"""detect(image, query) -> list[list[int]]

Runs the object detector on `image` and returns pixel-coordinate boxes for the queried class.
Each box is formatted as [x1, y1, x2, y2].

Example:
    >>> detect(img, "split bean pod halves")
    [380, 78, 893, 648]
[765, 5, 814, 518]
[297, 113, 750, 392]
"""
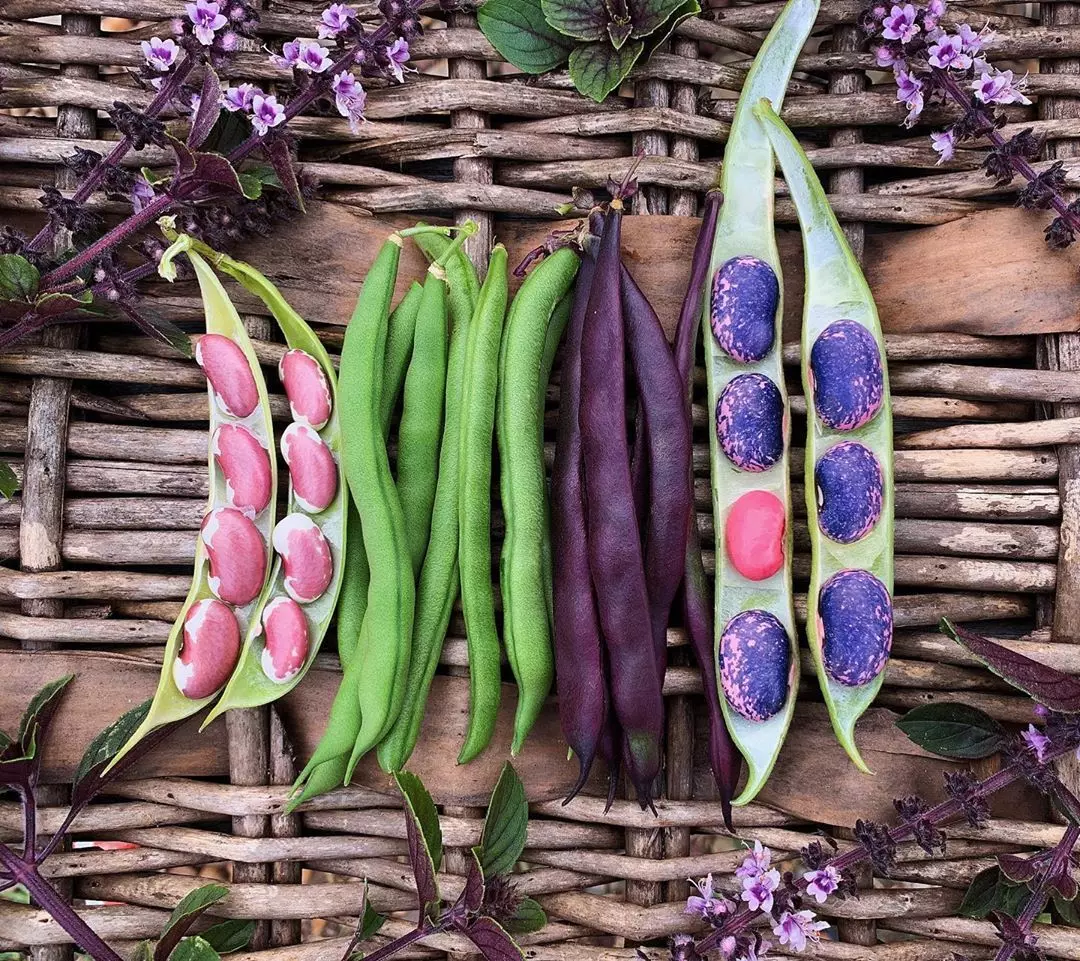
[704, 0, 819, 805]
[757, 100, 894, 771]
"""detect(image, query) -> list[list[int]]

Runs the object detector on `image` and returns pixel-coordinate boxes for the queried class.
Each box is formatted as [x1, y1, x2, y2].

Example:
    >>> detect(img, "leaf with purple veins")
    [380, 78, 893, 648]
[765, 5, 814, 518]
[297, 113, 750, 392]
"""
[394, 770, 442, 921]
[463, 916, 525, 961]
[460, 849, 485, 913]
[942, 618, 1080, 712]
[188, 68, 224, 150]
[263, 136, 305, 212]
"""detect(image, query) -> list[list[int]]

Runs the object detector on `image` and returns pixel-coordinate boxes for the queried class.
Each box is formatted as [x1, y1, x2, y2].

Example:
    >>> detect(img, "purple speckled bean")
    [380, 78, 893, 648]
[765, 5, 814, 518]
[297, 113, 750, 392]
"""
[818, 569, 893, 687]
[719, 609, 790, 722]
[710, 256, 779, 363]
[809, 320, 884, 432]
[716, 373, 786, 472]
[814, 442, 884, 544]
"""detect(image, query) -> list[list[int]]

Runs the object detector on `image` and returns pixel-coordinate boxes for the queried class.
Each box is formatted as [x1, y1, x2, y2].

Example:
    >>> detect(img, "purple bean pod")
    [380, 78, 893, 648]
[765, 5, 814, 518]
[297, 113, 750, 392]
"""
[672, 191, 741, 829]
[552, 242, 608, 803]
[620, 266, 692, 685]
[580, 202, 664, 809]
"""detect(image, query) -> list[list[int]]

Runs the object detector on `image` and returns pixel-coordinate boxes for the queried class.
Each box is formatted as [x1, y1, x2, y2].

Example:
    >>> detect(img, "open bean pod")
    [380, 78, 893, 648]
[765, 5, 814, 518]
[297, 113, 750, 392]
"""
[201, 250, 347, 722]
[106, 242, 278, 770]
[703, 0, 819, 806]
[757, 101, 894, 772]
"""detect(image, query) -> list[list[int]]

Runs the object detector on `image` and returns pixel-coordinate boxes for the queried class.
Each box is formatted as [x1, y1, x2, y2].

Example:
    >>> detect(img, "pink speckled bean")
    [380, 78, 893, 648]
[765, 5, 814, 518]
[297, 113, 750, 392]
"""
[173, 598, 241, 698]
[196, 333, 259, 418]
[212, 424, 273, 516]
[202, 506, 267, 605]
[279, 349, 332, 430]
[280, 422, 338, 513]
[272, 513, 333, 603]
[260, 596, 310, 683]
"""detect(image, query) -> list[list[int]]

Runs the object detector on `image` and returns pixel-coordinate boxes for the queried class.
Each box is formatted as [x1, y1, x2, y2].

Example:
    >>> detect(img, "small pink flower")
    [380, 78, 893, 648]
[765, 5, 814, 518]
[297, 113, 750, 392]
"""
[973, 68, 1030, 106]
[882, 4, 920, 43]
[222, 82, 261, 113]
[141, 36, 179, 71]
[186, 0, 228, 45]
[272, 38, 302, 70]
[930, 128, 956, 163]
[332, 71, 366, 131]
[735, 840, 772, 880]
[297, 38, 333, 72]
[772, 910, 829, 953]
[895, 66, 924, 125]
[957, 22, 994, 55]
[251, 93, 286, 135]
[685, 874, 736, 923]
[928, 34, 972, 70]
[1023, 723, 1051, 763]
[804, 865, 841, 903]
[740, 869, 781, 913]
[386, 37, 414, 83]
[319, 2, 357, 39]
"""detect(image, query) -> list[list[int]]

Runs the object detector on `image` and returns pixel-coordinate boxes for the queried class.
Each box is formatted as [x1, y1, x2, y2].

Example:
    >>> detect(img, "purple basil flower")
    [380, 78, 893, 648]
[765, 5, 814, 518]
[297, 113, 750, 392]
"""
[735, 840, 773, 880]
[875, 45, 902, 68]
[685, 874, 735, 923]
[319, 2, 357, 39]
[881, 4, 920, 43]
[222, 82, 261, 112]
[928, 33, 972, 70]
[386, 37, 413, 83]
[740, 869, 781, 913]
[186, 0, 229, 45]
[957, 22, 993, 55]
[972, 68, 1030, 106]
[1023, 724, 1051, 763]
[895, 67, 924, 125]
[272, 38, 303, 70]
[924, 0, 945, 28]
[251, 92, 286, 135]
[772, 910, 829, 952]
[131, 176, 156, 213]
[332, 71, 366, 131]
[141, 36, 179, 71]
[804, 865, 841, 904]
[930, 128, 955, 163]
[297, 38, 333, 72]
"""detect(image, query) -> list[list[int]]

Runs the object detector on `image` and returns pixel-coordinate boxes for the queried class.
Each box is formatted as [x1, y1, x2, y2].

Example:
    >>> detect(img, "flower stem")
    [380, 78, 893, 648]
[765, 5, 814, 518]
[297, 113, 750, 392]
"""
[360, 919, 447, 961]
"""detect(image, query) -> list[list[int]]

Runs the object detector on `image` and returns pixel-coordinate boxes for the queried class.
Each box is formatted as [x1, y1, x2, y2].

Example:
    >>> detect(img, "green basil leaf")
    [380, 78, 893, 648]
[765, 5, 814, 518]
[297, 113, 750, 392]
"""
[199, 920, 255, 954]
[0, 463, 17, 501]
[541, 0, 608, 41]
[567, 38, 642, 102]
[896, 703, 1006, 759]
[0, 254, 40, 301]
[479, 0, 573, 73]
[959, 867, 1030, 920]
[479, 763, 528, 879]
[167, 937, 222, 961]
[503, 897, 547, 934]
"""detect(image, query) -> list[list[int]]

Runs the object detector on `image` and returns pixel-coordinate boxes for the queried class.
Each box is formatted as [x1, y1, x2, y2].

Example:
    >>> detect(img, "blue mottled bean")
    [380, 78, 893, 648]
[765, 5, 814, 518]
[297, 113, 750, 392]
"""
[818, 569, 893, 687]
[711, 256, 779, 363]
[814, 442, 884, 544]
[809, 320, 885, 432]
[716, 373, 786, 472]
[719, 610, 791, 722]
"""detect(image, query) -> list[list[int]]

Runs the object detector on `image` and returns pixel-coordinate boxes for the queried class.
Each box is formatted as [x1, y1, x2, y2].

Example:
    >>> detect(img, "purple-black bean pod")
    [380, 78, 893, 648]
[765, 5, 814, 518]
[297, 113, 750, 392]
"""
[814, 441, 884, 544]
[809, 320, 884, 431]
[818, 569, 893, 687]
[710, 256, 779, 363]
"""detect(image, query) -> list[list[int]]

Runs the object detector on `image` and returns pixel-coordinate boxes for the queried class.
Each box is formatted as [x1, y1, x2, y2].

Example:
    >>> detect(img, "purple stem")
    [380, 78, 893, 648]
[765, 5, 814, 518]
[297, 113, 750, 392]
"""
[0, 843, 125, 961]
[360, 918, 447, 961]
[25, 56, 196, 255]
[935, 68, 1080, 238]
[21, 785, 35, 863]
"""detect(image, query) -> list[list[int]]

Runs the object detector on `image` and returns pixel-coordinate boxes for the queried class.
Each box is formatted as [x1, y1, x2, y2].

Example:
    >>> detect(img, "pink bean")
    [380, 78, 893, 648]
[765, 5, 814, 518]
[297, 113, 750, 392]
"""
[272, 513, 333, 603]
[196, 333, 259, 418]
[279, 349, 332, 430]
[173, 598, 241, 698]
[213, 424, 273, 516]
[202, 506, 267, 605]
[725, 489, 786, 582]
[260, 596, 311, 683]
[281, 423, 338, 513]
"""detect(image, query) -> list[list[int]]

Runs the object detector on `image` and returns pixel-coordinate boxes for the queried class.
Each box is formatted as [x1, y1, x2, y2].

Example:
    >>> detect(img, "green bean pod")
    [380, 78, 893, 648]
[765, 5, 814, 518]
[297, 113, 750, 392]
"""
[377, 245, 481, 773]
[757, 100, 894, 771]
[704, 0, 819, 805]
[414, 228, 481, 334]
[457, 245, 510, 765]
[497, 250, 579, 755]
[296, 234, 414, 787]
[380, 282, 425, 438]
[106, 241, 277, 771]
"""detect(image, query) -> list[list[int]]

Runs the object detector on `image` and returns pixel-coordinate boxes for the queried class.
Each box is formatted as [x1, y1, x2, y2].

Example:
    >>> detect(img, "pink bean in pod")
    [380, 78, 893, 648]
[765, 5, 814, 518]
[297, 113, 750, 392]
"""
[281, 422, 338, 513]
[202, 506, 268, 605]
[272, 513, 333, 603]
[279, 349, 332, 430]
[260, 596, 310, 683]
[173, 598, 241, 698]
[212, 424, 273, 516]
[196, 333, 259, 418]
[725, 489, 786, 582]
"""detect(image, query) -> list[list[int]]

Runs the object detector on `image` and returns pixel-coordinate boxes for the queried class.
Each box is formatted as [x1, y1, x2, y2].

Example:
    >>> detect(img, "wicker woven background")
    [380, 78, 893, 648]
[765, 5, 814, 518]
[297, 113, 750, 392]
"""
[4, 0, 1080, 958]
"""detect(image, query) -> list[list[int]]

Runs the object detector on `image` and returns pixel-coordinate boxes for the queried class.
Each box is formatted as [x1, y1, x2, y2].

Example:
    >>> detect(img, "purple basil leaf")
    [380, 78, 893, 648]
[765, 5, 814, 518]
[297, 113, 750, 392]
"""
[463, 916, 525, 961]
[626, 0, 688, 37]
[1053, 784, 1080, 828]
[263, 136, 305, 212]
[118, 304, 193, 358]
[942, 619, 1080, 712]
[188, 69, 223, 150]
[540, 0, 608, 41]
[460, 849, 485, 913]
[154, 883, 229, 961]
[1054, 869, 1079, 902]
[169, 135, 197, 176]
[998, 854, 1039, 885]
[393, 771, 442, 920]
[184, 153, 246, 198]
[990, 909, 1029, 942]
[33, 291, 94, 321]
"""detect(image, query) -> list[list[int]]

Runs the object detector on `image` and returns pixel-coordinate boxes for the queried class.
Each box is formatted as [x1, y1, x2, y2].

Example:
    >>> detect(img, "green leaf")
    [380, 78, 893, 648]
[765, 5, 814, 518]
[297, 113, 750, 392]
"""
[640, 0, 699, 55]
[568, 39, 642, 102]
[199, 920, 255, 954]
[131, 941, 156, 961]
[0, 885, 29, 904]
[0, 463, 17, 500]
[394, 771, 442, 918]
[959, 868, 1030, 920]
[1054, 893, 1080, 927]
[394, 771, 443, 872]
[503, 897, 547, 935]
[346, 882, 387, 959]
[0, 254, 40, 301]
[479, 0, 574, 73]
[237, 172, 264, 200]
[74, 699, 152, 790]
[167, 937, 222, 961]
[896, 703, 1006, 759]
[142, 167, 169, 186]
[479, 763, 528, 879]
[626, 0, 686, 37]
[541, 0, 607, 41]
[154, 884, 229, 961]
[15, 675, 74, 758]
